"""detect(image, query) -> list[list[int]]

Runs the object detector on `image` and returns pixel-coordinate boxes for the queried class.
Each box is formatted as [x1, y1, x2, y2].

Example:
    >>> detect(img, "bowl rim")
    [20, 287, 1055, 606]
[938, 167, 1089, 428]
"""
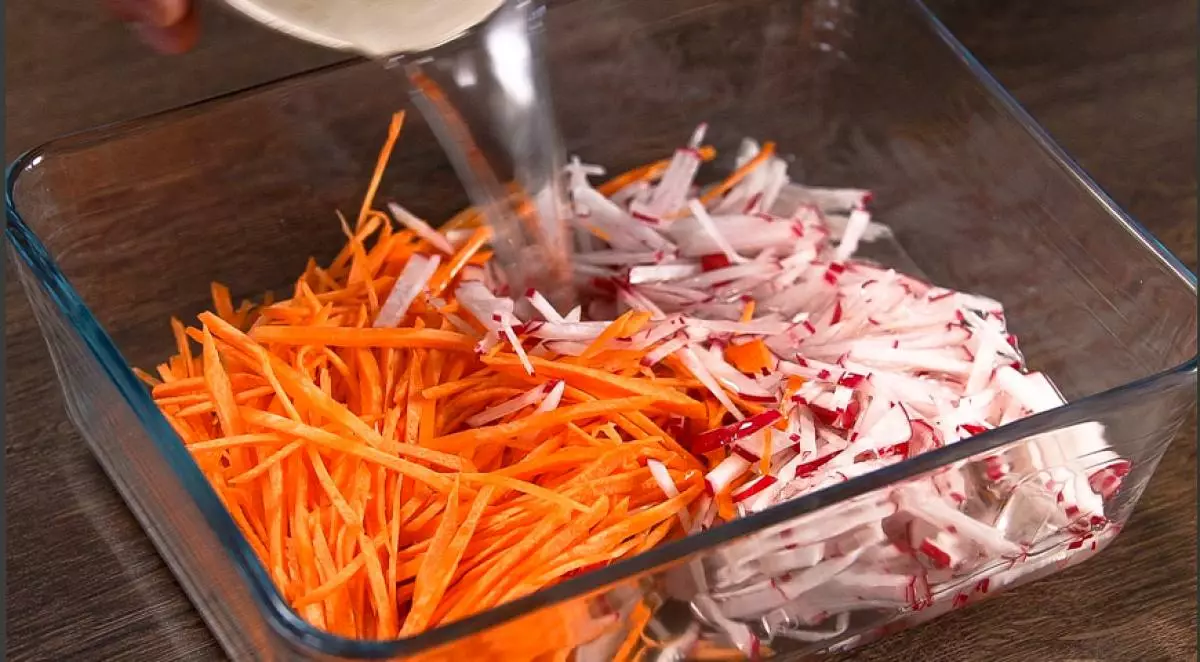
[6, 0, 1197, 657]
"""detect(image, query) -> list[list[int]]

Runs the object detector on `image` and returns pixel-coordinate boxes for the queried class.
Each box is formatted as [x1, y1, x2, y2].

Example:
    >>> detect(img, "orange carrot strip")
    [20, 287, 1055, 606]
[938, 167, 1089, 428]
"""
[201, 327, 244, 437]
[386, 475, 404, 607]
[725, 338, 773, 375]
[134, 367, 162, 387]
[357, 349, 383, 417]
[251, 325, 476, 352]
[155, 384, 271, 408]
[357, 528, 395, 638]
[597, 146, 716, 196]
[170, 318, 195, 378]
[229, 441, 305, 485]
[202, 312, 407, 452]
[716, 487, 736, 521]
[440, 513, 565, 621]
[357, 111, 406, 227]
[294, 530, 390, 609]
[419, 374, 496, 400]
[170, 385, 277, 417]
[211, 283, 236, 323]
[740, 299, 756, 323]
[483, 354, 705, 419]
[457, 473, 587, 513]
[187, 432, 289, 452]
[760, 427, 773, 475]
[632, 516, 679, 556]
[429, 396, 656, 453]
[620, 310, 653, 339]
[243, 408, 462, 492]
[785, 374, 806, 400]
[307, 446, 361, 527]
[700, 142, 775, 205]
[493, 447, 606, 480]
[427, 226, 492, 297]
[264, 452, 287, 592]
[506, 497, 609, 581]
[613, 601, 652, 662]
[402, 477, 462, 635]
[580, 310, 637, 359]
[574, 485, 702, 554]
[404, 485, 492, 634]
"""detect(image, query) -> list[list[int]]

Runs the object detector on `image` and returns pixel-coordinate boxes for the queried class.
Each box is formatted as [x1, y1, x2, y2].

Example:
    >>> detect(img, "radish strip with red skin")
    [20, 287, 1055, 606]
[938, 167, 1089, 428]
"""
[675, 347, 743, 420]
[691, 409, 783, 455]
[525, 321, 610, 342]
[374, 254, 440, 328]
[647, 459, 692, 530]
[631, 124, 707, 219]
[628, 263, 703, 284]
[641, 336, 688, 367]
[387, 202, 454, 255]
[534, 380, 566, 413]
[526, 289, 567, 323]
[466, 383, 550, 427]
[834, 208, 872, 263]
[687, 200, 747, 266]
[575, 250, 664, 266]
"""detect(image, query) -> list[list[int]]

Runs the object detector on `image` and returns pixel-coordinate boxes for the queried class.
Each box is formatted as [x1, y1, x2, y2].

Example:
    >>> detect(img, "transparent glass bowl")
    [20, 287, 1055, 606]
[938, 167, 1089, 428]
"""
[6, 0, 1196, 659]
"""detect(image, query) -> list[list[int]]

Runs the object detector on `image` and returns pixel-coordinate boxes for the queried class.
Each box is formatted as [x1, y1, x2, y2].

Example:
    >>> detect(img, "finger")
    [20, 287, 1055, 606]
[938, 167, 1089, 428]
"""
[133, 8, 199, 54]
[104, 0, 190, 28]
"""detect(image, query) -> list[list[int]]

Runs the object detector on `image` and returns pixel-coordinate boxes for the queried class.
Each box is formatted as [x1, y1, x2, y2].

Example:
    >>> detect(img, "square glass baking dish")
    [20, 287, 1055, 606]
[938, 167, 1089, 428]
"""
[6, 0, 1196, 659]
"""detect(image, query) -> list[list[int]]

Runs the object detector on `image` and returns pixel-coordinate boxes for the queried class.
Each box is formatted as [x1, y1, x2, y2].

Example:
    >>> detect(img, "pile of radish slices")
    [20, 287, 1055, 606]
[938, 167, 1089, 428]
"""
[462, 126, 1129, 655]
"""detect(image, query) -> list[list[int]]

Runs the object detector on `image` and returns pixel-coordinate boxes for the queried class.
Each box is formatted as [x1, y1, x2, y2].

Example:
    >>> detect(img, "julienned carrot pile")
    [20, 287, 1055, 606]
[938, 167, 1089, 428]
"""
[142, 112, 1126, 659]
[140, 112, 716, 643]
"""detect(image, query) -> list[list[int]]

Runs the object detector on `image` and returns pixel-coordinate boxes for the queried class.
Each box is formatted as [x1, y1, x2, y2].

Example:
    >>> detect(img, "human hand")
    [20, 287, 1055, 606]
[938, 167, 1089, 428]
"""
[103, 0, 199, 54]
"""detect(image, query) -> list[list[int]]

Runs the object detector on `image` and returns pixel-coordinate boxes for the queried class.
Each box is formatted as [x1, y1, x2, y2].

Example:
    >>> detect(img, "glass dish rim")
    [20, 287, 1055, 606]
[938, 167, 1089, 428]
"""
[5, 0, 1196, 656]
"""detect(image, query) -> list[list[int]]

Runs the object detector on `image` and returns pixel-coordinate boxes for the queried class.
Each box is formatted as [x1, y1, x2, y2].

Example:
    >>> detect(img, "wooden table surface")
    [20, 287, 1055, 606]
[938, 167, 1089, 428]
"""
[5, 0, 1195, 660]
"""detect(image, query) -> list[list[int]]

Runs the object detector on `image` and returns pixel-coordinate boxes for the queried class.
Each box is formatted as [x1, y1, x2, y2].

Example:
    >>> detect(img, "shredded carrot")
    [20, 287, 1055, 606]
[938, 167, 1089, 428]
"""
[429, 396, 657, 452]
[133, 367, 162, 387]
[145, 115, 714, 648]
[483, 354, 706, 419]
[211, 283, 236, 323]
[580, 310, 634, 359]
[715, 486, 737, 521]
[785, 374, 806, 399]
[700, 141, 775, 205]
[725, 338, 773, 375]
[613, 601, 653, 662]
[739, 299, 756, 323]
[598, 146, 717, 196]
[760, 427, 773, 475]
[428, 226, 492, 297]
[358, 111, 406, 228]
[251, 326, 476, 352]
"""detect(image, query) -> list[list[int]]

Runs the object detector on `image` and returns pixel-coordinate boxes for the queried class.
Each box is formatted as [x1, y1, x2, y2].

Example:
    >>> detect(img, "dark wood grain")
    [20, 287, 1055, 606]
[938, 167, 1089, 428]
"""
[4, 0, 1195, 660]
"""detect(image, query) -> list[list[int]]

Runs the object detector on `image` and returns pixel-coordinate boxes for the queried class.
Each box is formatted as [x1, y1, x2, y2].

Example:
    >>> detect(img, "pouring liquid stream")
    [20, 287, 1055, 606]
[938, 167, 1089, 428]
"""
[223, 0, 578, 310]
